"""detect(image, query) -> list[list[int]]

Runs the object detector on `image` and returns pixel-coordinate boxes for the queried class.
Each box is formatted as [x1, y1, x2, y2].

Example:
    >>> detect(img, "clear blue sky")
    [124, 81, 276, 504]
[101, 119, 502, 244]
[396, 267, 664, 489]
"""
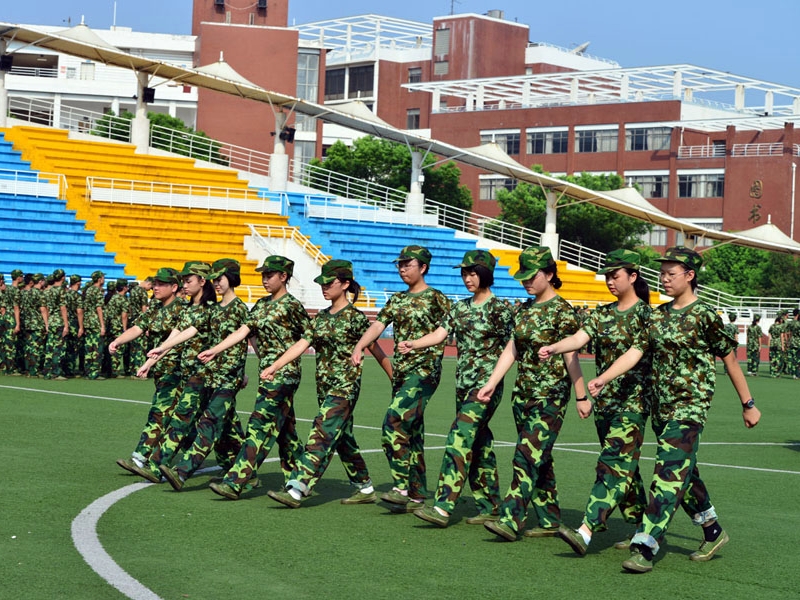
[2, 0, 798, 88]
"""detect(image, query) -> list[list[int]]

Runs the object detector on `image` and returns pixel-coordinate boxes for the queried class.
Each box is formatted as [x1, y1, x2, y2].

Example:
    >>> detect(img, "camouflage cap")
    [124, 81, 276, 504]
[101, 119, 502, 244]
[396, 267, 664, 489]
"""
[314, 259, 353, 285]
[454, 249, 496, 273]
[32, 273, 44, 283]
[45, 274, 56, 285]
[255, 255, 294, 277]
[11, 269, 23, 279]
[115, 278, 129, 288]
[178, 261, 212, 279]
[597, 249, 641, 275]
[513, 246, 555, 280]
[91, 270, 105, 283]
[209, 258, 241, 280]
[153, 267, 179, 285]
[776, 309, 788, 318]
[728, 311, 737, 320]
[69, 274, 82, 285]
[107, 281, 115, 291]
[51, 268, 66, 280]
[656, 246, 703, 271]
[394, 245, 432, 266]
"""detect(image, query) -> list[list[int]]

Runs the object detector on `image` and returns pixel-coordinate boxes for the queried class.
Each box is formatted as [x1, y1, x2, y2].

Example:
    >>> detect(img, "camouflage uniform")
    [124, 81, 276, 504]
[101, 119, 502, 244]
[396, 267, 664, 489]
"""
[43, 284, 68, 379]
[745, 323, 763, 375]
[22, 284, 47, 376]
[82, 284, 105, 379]
[579, 300, 651, 532]
[168, 297, 250, 481]
[64, 285, 83, 377]
[495, 295, 580, 534]
[285, 303, 373, 496]
[10, 281, 25, 373]
[105, 292, 129, 377]
[768, 320, 784, 377]
[377, 287, 451, 500]
[430, 294, 513, 516]
[629, 299, 737, 555]
[786, 317, 800, 378]
[129, 296, 184, 462]
[0, 282, 15, 373]
[127, 284, 150, 373]
[221, 293, 310, 493]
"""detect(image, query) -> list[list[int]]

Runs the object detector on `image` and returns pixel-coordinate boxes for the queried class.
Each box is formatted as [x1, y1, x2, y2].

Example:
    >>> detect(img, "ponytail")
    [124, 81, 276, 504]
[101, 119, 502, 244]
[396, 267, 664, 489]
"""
[541, 263, 562, 290]
[626, 269, 651, 305]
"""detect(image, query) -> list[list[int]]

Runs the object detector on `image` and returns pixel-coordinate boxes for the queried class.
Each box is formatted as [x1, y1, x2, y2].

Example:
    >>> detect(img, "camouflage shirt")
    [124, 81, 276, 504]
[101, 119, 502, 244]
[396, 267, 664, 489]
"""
[377, 287, 451, 379]
[137, 297, 184, 378]
[22, 288, 46, 331]
[635, 299, 736, 425]
[768, 323, 783, 349]
[174, 301, 215, 378]
[105, 293, 129, 336]
[65, 288, 82, 332]
[724, 323, 739, 346]
[207, 297, 250, 389]
[786, 319, 800, 348]
[128, 285, 149, 325]
[0, 287, 14, 325]
[303, 303, 370, 400]
[82, 286, 105, 332]
[511, 295, 580, 407]
[248, 293, 310, 383]
[44, 286, 67, 329]
[441, 294, 513, 392]
[583, 299, 651, 415]
[746, 324, 763, 352]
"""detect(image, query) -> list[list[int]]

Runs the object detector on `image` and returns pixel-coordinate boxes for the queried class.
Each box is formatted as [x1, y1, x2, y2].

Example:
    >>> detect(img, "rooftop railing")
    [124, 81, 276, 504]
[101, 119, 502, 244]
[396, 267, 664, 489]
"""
[677, 145, 726, 159]
[731, 143, 783, 157]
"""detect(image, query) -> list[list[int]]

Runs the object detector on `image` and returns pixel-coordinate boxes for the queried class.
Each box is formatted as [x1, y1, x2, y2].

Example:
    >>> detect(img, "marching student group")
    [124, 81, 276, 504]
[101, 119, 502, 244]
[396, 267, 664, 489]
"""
[0, 243, 775, 573]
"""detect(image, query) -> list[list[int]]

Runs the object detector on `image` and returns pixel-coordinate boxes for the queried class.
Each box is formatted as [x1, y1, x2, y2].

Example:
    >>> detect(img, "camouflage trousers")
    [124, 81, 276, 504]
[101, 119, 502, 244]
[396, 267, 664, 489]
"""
[64, 332, 82, 377]
[498, 387, 567, 533]
[22, 329, 45, 376]
[132, 371, 182, 461]
[746, 346, 761, 374]
[172, 384, 245, 480]
[109, 329, 127, 377]
[768, 347, 784, 377]
[223, 378, 302, 492]
[83, 330, 104, 379]
[128, 335, 148, 375]
[789, 346, 800, 378]
[382, 370, 441, 500]
[287, 391, 371, 494]
[0, 320, 15, 372]
[433, 385, 503, 516]
[583, 411, 647, 532]
[43, 328, 67, 378]
[631, 419, 714, 555]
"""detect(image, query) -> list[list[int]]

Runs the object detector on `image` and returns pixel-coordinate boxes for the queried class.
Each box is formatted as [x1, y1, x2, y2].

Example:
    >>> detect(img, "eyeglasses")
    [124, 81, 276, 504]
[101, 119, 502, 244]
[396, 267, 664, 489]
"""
[659, 270, 691, 282]
[396, 261, 419, 271]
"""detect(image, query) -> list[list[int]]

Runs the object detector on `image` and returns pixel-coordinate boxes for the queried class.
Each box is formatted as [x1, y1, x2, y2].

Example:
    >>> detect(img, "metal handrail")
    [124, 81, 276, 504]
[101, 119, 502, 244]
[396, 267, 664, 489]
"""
[0, 168, 68, 199]
[677, 145, 726, 159]
[730, 143, 783, 157]
[247, 223, 330, 266]
[290, 160, 408, 208]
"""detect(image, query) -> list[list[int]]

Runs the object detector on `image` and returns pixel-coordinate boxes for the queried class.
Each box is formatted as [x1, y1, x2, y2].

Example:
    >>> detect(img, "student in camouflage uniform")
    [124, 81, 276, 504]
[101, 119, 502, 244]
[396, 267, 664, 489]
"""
[787, 309, 800, 379]
[64, 275, 84, 378]
[114, 268, 183, 473]
[104, 279, 130, 377]
[82, 271, 106, 379]
[588, 247, 761, 573]
[351, 245, 451, 513]
[157, 259, 249, 491]
[0, 276, 15, 374]
[127, 278, 151, 375]
[745, 315, 764, 376]
[768, 312, 786, 377]
[266, 259, 392, 508]
[204, 256, 310, 500]
[42, 269, 69, 380]
[401, 250, 513, 528]
[534, 249, 651, 553]
[723, 312, 739, 372]
[7, 269, 25, 374]
[126, 261, 219, 484]
[22, 273, 47, 377]
[475, 247, 584, 541]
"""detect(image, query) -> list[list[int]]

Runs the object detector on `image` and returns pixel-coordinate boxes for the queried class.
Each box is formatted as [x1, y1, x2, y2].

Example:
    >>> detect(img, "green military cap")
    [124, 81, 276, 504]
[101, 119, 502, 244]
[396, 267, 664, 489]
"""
[513, 246, 555, 280]
[209, 258, 241, 280]
[728, 311, 737, 320]
[394, 245, 432, 266]
[51, 268, 66, 280]
[144, 276, 154, 284]
[115, 278, 129, 288]
[178, 261, 212, 279]
[153, 267, 179, 285]
[91, 270, 105, 283]
[314, 259, 353, 284]
[255, 255, 294, 276]
[11, 269, 23, 279]
[454, 249, 496, 273]
[656, 246, 703, 272]
[776, 309, 788, 318]
[597, 249, 641, 275]
[45, 274, 55, 285]
[106, 281, 115, 291]
[69, 274, 82, 285]
[32, 273, 45, 283]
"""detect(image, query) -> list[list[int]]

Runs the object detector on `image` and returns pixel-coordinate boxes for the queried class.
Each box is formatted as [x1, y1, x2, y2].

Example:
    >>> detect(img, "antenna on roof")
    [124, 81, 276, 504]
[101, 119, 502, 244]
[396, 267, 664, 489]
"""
[571, 41, 590, 55]
[450, 0, 462, 15]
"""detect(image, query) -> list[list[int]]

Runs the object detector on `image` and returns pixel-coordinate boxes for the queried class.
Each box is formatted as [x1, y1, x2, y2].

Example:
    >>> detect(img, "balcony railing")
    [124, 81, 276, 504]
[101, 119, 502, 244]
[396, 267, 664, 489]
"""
[730, 143, 783, 157]
[677, 145, 726, 159]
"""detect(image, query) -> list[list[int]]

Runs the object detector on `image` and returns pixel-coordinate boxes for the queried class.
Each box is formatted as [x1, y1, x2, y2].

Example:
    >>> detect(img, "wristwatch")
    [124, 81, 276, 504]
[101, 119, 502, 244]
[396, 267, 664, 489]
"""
[742, 398, 755, 410]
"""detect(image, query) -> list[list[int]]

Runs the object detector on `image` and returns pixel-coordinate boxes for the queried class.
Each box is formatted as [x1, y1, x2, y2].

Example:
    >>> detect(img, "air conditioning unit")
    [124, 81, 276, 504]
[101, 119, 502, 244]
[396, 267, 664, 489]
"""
[215, 0, 225, 6]
[257, 0, 267, 8]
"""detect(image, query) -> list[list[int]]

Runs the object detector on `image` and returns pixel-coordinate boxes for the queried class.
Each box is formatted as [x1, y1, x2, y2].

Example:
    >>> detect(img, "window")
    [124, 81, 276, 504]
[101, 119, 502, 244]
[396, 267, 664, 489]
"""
[677, 221, 722, 247]
[481, 131, 521, 155]
[627, 174, 669, 199]
[625, 127, 671, 151]
[348, 65, 374, 99]
[293, 141, 316, 173]
[575, 128, 618, 153]
[479, 176, 517, 200]
[325, 68, 345, 101]
[641, 226, 667, 247]
[678, 173, 724, 198]
[434, 61, 449, 76]
[408, 67, 422, 83]
[434, 28, 450, 55]
[527, 129, 568, 154]
[296, 51, 319, 101]
[406, 109, 420, 130]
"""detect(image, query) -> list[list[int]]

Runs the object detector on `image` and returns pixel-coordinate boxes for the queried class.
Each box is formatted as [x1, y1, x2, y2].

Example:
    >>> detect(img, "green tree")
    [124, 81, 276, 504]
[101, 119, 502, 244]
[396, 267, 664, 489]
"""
[495, 167, 651, 254]
[701, 244, 800, 298]
[91, 110, 133, 142]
